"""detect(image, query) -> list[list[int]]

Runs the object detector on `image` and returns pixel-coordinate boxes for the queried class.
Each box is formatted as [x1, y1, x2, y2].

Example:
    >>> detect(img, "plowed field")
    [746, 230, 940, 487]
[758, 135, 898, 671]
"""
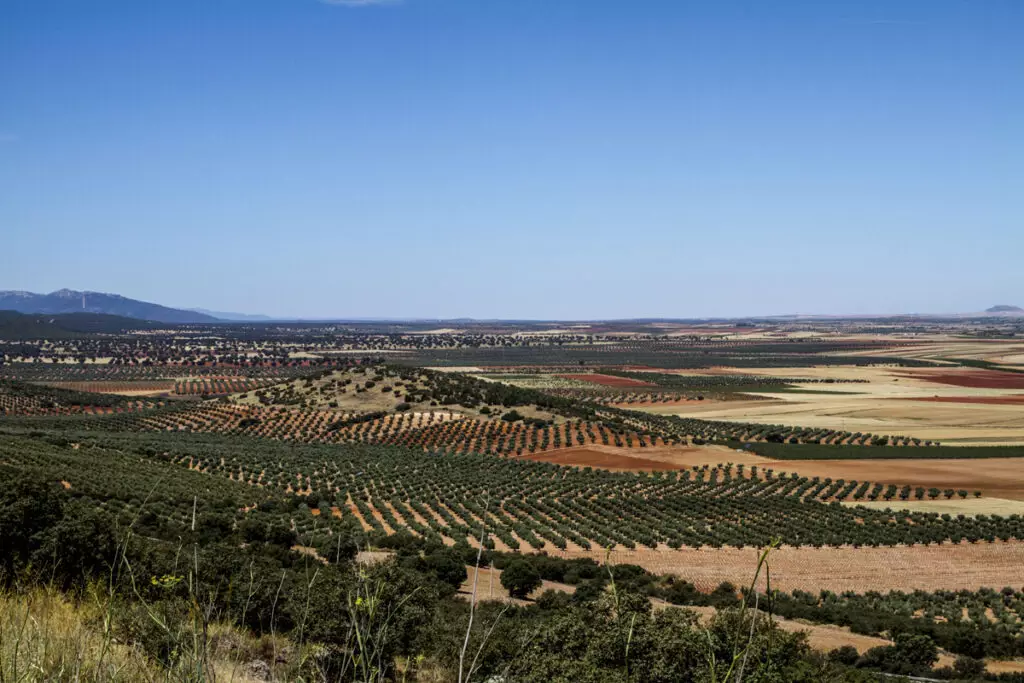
[757, 457, 1024, 500]
[902, 369, 1024, 390]
[522, 443, 761, 470]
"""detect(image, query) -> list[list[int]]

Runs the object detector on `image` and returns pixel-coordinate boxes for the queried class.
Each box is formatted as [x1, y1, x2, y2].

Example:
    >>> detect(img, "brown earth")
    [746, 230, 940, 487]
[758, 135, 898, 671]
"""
[558, 373, 655, 387]
[521, 444, 760, 471]
[901, 369, 1024, 390]
[756, 457, 1024, 501]
[547, 541, 1024, 593]
[523, 448, 682, 471]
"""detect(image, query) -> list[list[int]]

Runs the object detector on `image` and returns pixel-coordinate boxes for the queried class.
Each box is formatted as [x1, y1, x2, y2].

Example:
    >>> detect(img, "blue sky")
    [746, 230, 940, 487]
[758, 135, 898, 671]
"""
[1, 0, 1021, 319]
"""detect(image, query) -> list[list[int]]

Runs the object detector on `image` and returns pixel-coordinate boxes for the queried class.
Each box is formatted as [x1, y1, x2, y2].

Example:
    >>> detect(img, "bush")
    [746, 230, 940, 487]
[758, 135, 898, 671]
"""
[953, 655, 986, 678]
[828, 645, 860, 666]
[423, 551, 468, 588]
[500, 560, 542, 599]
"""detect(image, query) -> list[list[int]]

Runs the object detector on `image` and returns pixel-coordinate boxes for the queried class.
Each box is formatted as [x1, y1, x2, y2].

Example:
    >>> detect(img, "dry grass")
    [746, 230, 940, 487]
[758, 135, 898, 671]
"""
[0, 587, 304, 683]
[0, 586, 157, 682]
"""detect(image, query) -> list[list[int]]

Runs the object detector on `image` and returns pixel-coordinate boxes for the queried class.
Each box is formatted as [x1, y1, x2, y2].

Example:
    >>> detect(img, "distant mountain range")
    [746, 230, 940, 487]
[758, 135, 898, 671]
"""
[985, 305, 1024, 315]
[0, 289, 221, 324]
[2, 288, 1020, 324]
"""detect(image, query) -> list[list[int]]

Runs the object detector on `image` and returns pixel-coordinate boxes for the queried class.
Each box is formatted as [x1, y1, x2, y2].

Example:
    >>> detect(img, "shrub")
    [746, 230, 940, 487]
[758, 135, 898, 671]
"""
[500, 560, 542, 599]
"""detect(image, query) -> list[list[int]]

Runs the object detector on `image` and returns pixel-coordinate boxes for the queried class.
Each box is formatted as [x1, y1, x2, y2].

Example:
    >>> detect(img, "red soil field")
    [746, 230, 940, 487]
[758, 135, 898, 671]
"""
[757, 457, 1024, 501]
[522, 447, 681, 471]
[902, 369, 1024, 390]
[558, 373, 655, 387]
[895, 395, 1024, 405]
[522, 444, 753, 471]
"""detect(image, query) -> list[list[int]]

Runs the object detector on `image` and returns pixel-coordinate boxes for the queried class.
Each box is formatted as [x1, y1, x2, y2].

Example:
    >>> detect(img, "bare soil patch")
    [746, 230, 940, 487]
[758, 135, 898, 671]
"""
[523, 444, 759, 471]
[988, 660, 1024, 674]
[355, 550, 394, 566]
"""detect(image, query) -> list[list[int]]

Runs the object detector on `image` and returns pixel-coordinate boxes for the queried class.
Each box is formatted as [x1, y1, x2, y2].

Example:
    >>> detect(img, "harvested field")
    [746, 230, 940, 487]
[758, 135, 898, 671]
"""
[549, 541, 1024, 593]
[756, 457, 1024, 500]
[558, 373, 655, 387]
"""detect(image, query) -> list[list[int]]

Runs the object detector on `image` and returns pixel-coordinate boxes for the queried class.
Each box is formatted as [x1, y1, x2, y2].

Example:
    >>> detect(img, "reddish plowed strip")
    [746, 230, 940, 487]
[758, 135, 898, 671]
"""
[759, 457, 1024, 501]
[902, 369, 1024, 389]
[558, 373, 655, 387]
[523, 447, 682, 471]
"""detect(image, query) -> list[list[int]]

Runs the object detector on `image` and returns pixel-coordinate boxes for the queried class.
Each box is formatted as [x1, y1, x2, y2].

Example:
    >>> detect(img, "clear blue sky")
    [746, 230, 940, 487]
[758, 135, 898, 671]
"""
[1, 0, 1021, 319]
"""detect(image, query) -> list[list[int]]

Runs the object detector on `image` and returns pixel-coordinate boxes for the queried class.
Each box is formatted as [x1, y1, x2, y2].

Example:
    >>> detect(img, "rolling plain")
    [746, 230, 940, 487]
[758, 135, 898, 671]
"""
[3, 314, 1024, 679]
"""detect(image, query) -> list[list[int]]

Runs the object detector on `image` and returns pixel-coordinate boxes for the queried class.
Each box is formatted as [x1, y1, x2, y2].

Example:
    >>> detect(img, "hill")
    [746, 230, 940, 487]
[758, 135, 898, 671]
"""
[0, 289, 219, 323]
[985, 305, 1024, 314]
[0, 310, 157, 339]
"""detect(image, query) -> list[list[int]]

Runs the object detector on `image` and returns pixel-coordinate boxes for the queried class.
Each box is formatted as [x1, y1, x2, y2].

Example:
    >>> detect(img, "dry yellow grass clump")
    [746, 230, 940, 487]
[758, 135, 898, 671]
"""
[0, 586, 302, 683]
[0, 587, 155, 682]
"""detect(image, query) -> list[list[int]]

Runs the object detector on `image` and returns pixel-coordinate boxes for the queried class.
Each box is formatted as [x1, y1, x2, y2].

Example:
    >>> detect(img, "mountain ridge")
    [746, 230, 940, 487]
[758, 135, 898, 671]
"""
[0, 289, 220, 324]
